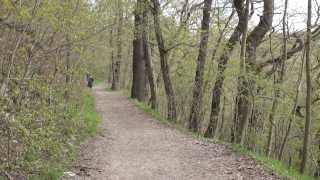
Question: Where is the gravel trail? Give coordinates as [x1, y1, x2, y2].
[66, 85, 282, 180]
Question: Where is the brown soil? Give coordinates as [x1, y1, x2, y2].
[65, 85, 283, 180]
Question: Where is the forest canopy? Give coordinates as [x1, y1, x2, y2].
[1, 0, 320, 179]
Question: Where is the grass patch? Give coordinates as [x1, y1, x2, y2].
[82, 92, 102, 136]
[233, 145, 315, 180]
[29, 166, 63, 180]
[129, 98, 222, 142]
[130, 99, 190, 134]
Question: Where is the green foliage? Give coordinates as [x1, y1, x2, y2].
[0, 1, 105, 177]
[18, 89, 101, 180]
[131, 98, 188, 133]
[234, 146, 315, 180]
[81, 92, 102, 136]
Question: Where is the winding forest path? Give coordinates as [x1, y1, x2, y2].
[67, 85, 282, 180]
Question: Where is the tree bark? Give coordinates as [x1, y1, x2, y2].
[142, 3, 157, 109]
[300, 0, 312, 173]
[278, 54, 304, 160]
[204, 0, 246, 138]
[234, 0, 250, 145]
[151, 0, 177, 121]
[266, 0, 288, 157]
[188, 0, 213, 132]
[218, 96, 226, 139]
[131, 0, 148, 101]
[233, 0, 274, 144]
[65, 35, 71, 102]
[111, 0, 123, 91]
[107, 19, 115, 84]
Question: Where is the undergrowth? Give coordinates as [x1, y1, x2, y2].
[131, 99, 189, 134]
[234, 146, 315, 180]
[19, 89, 101, 180]
[81, 93, 101, 136]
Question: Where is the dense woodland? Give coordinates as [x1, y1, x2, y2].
[1, 0, 320, 179]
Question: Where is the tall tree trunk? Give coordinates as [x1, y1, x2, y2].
[265, 92, 277, 156]
[218, 96, 226, 139]
[111, 0, 123, 91]
[107, 20, 115, 84]
[131, 0, 147, 101]
[204, 0, 246, 138]
[233, 0, 274, 144]
[65, 36, 71, 102]
[278, 55, 304, 160]
[142, 3, 157, 109]
[203, 10, 235, 95]
[108, 60, 114, 84]
[300, 0, 312, 173]
[266, 0, 288, 157]
[151, 0, 177, 121]
[234, 0, 250, 145]
[188, 0, 213, 132]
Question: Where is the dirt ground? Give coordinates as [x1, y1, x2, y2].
[64, 85, 283, 180]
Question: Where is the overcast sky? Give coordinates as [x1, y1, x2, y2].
[276, 0, 309, 31]
[251, 0, 315, 31]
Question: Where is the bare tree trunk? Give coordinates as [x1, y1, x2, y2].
[218, 96, 226, 139]
[234, 0, 274, 144]
[234, 0, 250, 145]
[111, 0, 123, 91]
[122, 47, 130, 88]
[266, 0, 288, 157]
[65, 35, 71, 102]
[265, 93, 277, 156]
[300, 0, 312, 173]
[188, 0, 213, 132]
[278, 55, 304, 160]
[314, 123, 320, 177]
[142, 3, 157, 109]
[108, 22, 115, 84]
[151, 0, 177, 121]
[204, 0, 246, 138]
[131, 0, 147, 101]
[203, 10, 235, 95]
[108, 61, 113, 84]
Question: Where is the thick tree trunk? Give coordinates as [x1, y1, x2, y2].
[300, 0, 312, 173]
[188, 0, 213, 132]
[142, 4, 157, 109]
[204, 0, 246, 138]
[233, 0, 273, 144]
[131, 0, 147, 101]
[108, 21, 114, 84]
[234, 0, 250, 145]
[203, 11, 235, 95]
[151, 0, 177, 121]
[111, 0, 123, 91]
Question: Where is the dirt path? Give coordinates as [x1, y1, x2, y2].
[66, 85, 282, 180]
